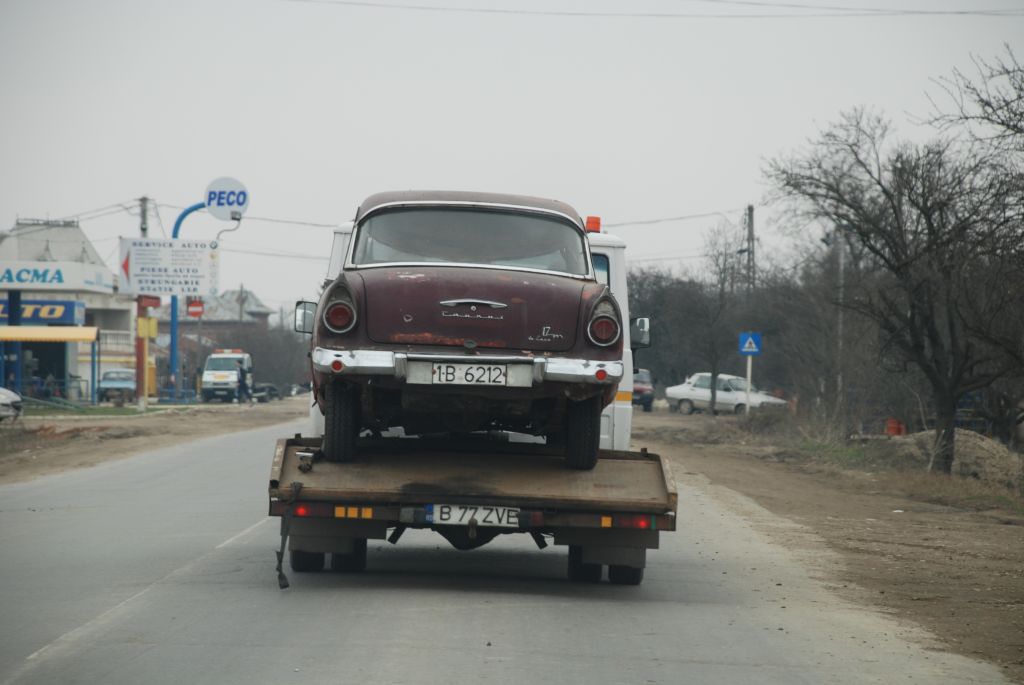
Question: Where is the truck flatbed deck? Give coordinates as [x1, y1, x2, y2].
[270, 436, 677, 514]
[268, 436, 677, 587]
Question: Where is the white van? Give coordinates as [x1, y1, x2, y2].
[201, 349, 253, 402]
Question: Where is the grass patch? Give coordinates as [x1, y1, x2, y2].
[892, 471, 1024, 516]
[22, 405, 168, 417]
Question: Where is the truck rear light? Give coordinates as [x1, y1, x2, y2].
[330, 360, 344, 372]
[595, 369, 608, 381]
[616, 514, 655, 530]
[324, 302, 356, 333]
[588, 316, 620, 346]
[295, 505, 310, 517]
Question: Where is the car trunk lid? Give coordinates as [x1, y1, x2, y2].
[359, 266, 581, 351]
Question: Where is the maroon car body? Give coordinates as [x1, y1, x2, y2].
[307, 191, 625, 469]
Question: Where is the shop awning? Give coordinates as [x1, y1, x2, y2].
[0, 326, 98, 343]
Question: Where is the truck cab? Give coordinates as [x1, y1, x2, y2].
[201, 349, 253, 402]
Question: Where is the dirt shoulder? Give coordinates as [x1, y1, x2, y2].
[633, 411, 1024, 683]
[0, 397, 310, 484]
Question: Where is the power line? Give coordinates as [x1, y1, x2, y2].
[605, 207, 747, 228]
[220, 246, 329, 261]
[157, 204, 338, 229]
[57, 201, 136, 221]
[150, 202, 169, 238]
[675, 0, 1024, 15]
[287, 0, 1024, 18]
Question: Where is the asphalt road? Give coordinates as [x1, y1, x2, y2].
[0, 422, 1009, 685]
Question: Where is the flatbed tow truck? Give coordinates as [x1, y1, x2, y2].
[269, 435, 677, 587]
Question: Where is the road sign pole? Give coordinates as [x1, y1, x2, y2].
[168, 202, 206, 400]
[746, 355, 752, 416]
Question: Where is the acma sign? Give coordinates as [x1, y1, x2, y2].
[0, 266, 65, 285]
[0, 260, 114, 294]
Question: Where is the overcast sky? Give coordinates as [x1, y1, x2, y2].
[0, 0, 1018, 315]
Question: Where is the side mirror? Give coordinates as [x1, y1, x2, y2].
[294, 301, 317, 334]
[630, 317, 651, 349]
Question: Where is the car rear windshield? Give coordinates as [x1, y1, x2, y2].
[352, 207, 589, 275]
[102, 371, 134, 381]
[634, 370, 652, 383]
[205, 358, 240, 371]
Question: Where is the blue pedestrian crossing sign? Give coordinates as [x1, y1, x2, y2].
[739, 332, 762, 356]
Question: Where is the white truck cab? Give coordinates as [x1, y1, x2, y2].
[307, 219, 645, 451]
[201, 349, 253, 403]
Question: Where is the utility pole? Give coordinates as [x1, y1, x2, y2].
[139, 196, 149, 238]
[836, 225, 846, 420]
[238, 284, 246, 322]
[135, 196, 150, 411]
[745, 205, 755, 293]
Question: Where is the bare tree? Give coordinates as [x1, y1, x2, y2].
[767, 109, 1024, 473]
[931, 45, 1024, 151]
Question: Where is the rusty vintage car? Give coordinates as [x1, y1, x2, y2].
[296, 190, 625, 469]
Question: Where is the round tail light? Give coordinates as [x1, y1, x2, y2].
[588, 316, 620, 346]
[324, 302, 356, 333]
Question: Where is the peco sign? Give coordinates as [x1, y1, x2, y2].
[205, 177, 250, 221]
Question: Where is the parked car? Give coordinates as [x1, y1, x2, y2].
[0, 387, 23, 422]
[98, 368, 136, 402]
[296, 190, 626, 469]
[665, 372, 786, 414]
[253, 383, 281, 402]
[632, 368, 654, 412]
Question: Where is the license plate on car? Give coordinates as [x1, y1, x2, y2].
[432, 362, 507, 386]
[428, 504, 520, 528]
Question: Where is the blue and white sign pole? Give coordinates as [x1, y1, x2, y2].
[168, 202, 207, 399]
[738, 332, 762, 416]
[167, 176, 249, 400]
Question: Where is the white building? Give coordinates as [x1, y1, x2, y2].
[0, 219, 136, 398]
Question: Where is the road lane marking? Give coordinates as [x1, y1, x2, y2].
[2, 517, 272, 685]
[216, 517, 270, 549]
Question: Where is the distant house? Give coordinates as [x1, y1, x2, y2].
[153, 287, 272, 335]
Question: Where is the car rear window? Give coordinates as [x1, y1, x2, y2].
[352, 207, 589, 276]
[634, 370, 652, 383]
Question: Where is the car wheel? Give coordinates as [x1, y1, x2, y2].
[565, 395, 601, 470]
[289, 550, 324, 573]
[677, 399, 695, 415]
[567, 545, 602, 582]
[608, 564, 644, 585]
[733, 404, 746, 415]
[322, 381, 360, 463]
[330, 539, 368, 572]
[642, 399, 653, 413]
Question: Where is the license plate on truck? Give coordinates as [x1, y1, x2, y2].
[432, 363, 507, 386]
[428, 504, 520, 528]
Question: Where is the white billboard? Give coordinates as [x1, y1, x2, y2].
[118, 238, 219, 297]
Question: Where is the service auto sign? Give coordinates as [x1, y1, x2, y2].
[118, 239, 219, 297]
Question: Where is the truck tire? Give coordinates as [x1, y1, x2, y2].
[330, 539, 368, 572]
[608, 564, 644, 585]
[567, 545, 602, 583]
[677, 399, 694, 415]
[322, 382, 359, 463]
[565, 395, 601, 470]
[290, 550, 325, 573]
